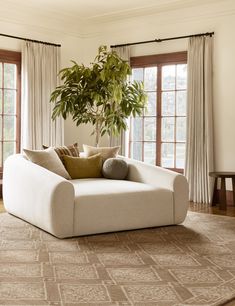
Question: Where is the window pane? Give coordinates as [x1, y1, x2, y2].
[3, 141, 15, 162]
[0, 116, 2, 140]
[0, 89, 2, 114]
[4, 90, 16, 114]
[131, 142, 142, 161]
[177, 64, 187, 89]
[4, 63, 16, 89]
[132, 117, 142, 141]
[0, 142, 2, 167]
[161, 143, 174, 168]
[3, 116, 16, 140]
[162, 92, 175, 116]
[144, 142, 156, 165]
[176, 91, 186, 116]
[144, 118, 156, 141]
[176, 143, 186, 168]
[162, 117, 175, 142]
[0, 63, 2, 86]
[162, 65, 175, 90]
[144, 67, 157, 91]
[176, 117, 186, 142]
[132, 68, 144, 82]
[145, 92, 156, 116]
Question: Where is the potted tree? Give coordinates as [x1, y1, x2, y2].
[50, 46, 147, 146]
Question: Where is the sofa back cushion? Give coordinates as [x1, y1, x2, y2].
[63, 154, 102, 179]
[23, 148, 71, 179]
[83, 144, 119, 161]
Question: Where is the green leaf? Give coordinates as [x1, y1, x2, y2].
[50, 45, 147, 140]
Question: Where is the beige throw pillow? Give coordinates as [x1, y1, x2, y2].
[83, 144, 120, 161]
[23, 148, 71, 179]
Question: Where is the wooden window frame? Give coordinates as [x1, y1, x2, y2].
[0, 50, 21, 178]
[130, 51, 187, 173]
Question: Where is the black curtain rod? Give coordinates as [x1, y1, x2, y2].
[0, 32, 61, 47]
[110, 31, 214, 48]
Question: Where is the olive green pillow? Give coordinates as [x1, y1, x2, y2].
[63, 154, 102, 179]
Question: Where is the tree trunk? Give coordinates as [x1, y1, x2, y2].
[95, 121, 101, 147]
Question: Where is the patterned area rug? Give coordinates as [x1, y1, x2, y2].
[0, 212, 235, 305]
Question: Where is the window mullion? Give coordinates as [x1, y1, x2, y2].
[156, 65, 162, 167]
[174, 65, 177, 169]
[16, 62, 21, 153]
[1, 63, 3, 165]
[142, 116, 144, 161]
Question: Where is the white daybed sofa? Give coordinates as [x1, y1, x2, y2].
[3, 154, 189, 238]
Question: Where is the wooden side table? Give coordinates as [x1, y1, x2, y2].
[209, 172, 235, 210]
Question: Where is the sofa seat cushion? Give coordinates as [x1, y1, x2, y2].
[72, 178, 155, 196]
[71, 178, 174, 236]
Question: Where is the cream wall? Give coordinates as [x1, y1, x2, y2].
[81, 2, 235, 174]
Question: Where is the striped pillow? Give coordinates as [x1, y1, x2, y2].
[43, 143, 80, 160]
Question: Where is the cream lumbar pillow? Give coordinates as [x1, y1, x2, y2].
[83, 144, 120, 161]
[62, 154, 102, 179]
[23, 147, 71, 179]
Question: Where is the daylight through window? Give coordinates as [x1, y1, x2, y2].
[129, 52, 187, 172]
[0, 50, 21, 176]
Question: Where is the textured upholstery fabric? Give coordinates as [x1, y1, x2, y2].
[83, 144, 119, 161]
[122, 156, 189, 224]
[43, 143, 80, 160]
[63, 154, 102, 179]
[3, 155, 74, 238]
[23, 147, 70, 179]
[3, 154, 189, 238]
[72, 178, 173, 236]
[102, 158, 128, 179]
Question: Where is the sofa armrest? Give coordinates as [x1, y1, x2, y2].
[121, 156, 189, 224]
[3, 154, 75, 238]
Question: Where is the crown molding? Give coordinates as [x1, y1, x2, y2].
[79, 2, 235, 38]
[0, 17, 84, 42]
[0, 0, 234, 39]
[85, 0, 223, 24]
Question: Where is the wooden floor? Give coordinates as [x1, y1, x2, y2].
[0, 199, 4, 213]
[0, 199, 235, 216]
[189, 202, 235, 217]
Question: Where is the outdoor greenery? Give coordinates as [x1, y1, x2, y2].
[50, 45, 147, 146]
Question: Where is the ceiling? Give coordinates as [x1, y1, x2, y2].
[0, 0, 225, 22]
[0, 0, 229, 38]
[5, 0, 185, 20]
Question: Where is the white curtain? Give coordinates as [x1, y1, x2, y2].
[21, 41, 63, 150]
[185, 36, 214, 203]
[110, 46, 131, 155]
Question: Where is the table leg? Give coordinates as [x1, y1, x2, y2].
[212, 177, 217, 206]
[232, 178, 235, 206]
[220, 177, 227, 210]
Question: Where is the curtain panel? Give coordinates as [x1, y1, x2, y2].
[185, 36, 214, 203]
[110, 46, 131, 156]
[21, 42, 63, 150]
